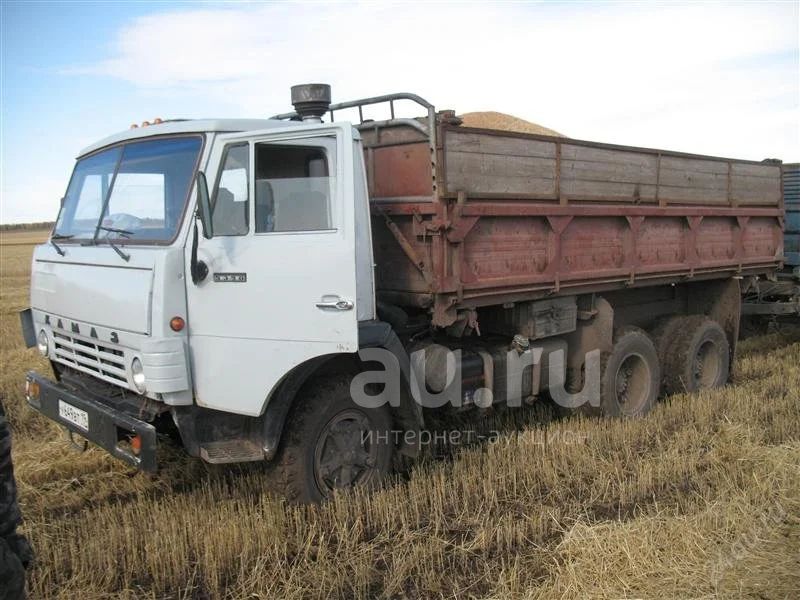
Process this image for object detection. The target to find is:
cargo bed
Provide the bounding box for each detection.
[280,93,784,327]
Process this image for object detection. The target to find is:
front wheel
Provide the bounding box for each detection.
[270,375,394,503]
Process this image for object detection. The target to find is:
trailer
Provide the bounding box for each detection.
[741,163,800,325]
[22,85,783,502]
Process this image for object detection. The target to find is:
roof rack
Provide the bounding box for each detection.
[272,92,438,180]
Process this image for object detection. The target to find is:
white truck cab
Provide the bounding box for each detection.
[23,86,396,501]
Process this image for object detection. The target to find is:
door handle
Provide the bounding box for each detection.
[316,298,354,311]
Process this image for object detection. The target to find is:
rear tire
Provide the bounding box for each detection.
[662,316,730,395]
[560,326,660,419]
[651,317,683,369]
[599,326,660,418]
[269,375,394,504]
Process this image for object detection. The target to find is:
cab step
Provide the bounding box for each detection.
[199,440,264,464]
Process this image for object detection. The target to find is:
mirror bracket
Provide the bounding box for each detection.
[196,171,214,239]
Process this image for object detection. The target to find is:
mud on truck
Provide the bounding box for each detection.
[21,85,784,502]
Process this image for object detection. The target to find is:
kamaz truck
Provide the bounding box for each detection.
[21,85,784,502]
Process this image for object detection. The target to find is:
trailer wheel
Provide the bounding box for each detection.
[662,316,729,395]
[269,375,394,504]
[599,327,661,418]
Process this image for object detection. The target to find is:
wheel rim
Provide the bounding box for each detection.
[614,352,652,416]
[693,340,721,389]
[313,409,380,496]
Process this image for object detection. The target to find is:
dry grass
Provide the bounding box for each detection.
[1,235,798,599]
[0,227,51,247]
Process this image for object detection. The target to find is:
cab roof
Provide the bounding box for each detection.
[78,118,301,157]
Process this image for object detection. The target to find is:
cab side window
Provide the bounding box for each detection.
[255,145,333,233]
[212,144,249,236]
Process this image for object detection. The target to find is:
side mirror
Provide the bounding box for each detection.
[196,171,214,239]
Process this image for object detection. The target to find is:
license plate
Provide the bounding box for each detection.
[58,399,89,431]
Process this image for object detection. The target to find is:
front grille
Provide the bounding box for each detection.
[52,331,128,388]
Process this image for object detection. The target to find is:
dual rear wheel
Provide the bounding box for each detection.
[570,315,730,419]
[658,316,730,395]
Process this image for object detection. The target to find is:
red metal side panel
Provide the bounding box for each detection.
[368,143,432,198]
[369,126,783,326]
[459,217,552,285]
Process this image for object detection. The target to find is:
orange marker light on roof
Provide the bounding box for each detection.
[153,117,163,124]
[141,120,150,127]
[130,123,138,129]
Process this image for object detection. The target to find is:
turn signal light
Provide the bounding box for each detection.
[25,379,40,401]
[170,316,185,332]
[130,435,142,455]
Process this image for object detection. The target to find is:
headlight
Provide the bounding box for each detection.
[37,330,49,357]
[131,357,146,393]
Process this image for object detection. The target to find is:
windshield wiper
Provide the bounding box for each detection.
[95,226,132,261]
[97,225,134,237]
[104,235,130,262]
[49,233,73,256]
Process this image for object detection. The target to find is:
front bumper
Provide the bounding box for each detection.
[25,371,157,472]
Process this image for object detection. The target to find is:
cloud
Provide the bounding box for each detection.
[1,176,65,223]
[65,2,799,161]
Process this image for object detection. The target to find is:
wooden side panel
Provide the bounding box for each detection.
[437,128,783,208]
[730,163,781,206]
[444,130,556,196]
[560,144,658,203]
[658,155,729,204]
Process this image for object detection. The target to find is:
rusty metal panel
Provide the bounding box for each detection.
[368,123,783,326]
[369,143,433,199]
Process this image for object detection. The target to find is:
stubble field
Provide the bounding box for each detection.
[1,228,798,599]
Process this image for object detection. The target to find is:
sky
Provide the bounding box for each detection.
[1,0,798,224]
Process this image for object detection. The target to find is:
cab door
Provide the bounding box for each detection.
[185,124,359,416]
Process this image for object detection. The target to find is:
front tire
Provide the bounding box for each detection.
[270,375,394,504]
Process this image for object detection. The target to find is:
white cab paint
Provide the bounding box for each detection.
[185,123,361,416]
[31,247,154,335]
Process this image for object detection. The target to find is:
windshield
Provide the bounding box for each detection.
[54,135,203,243]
